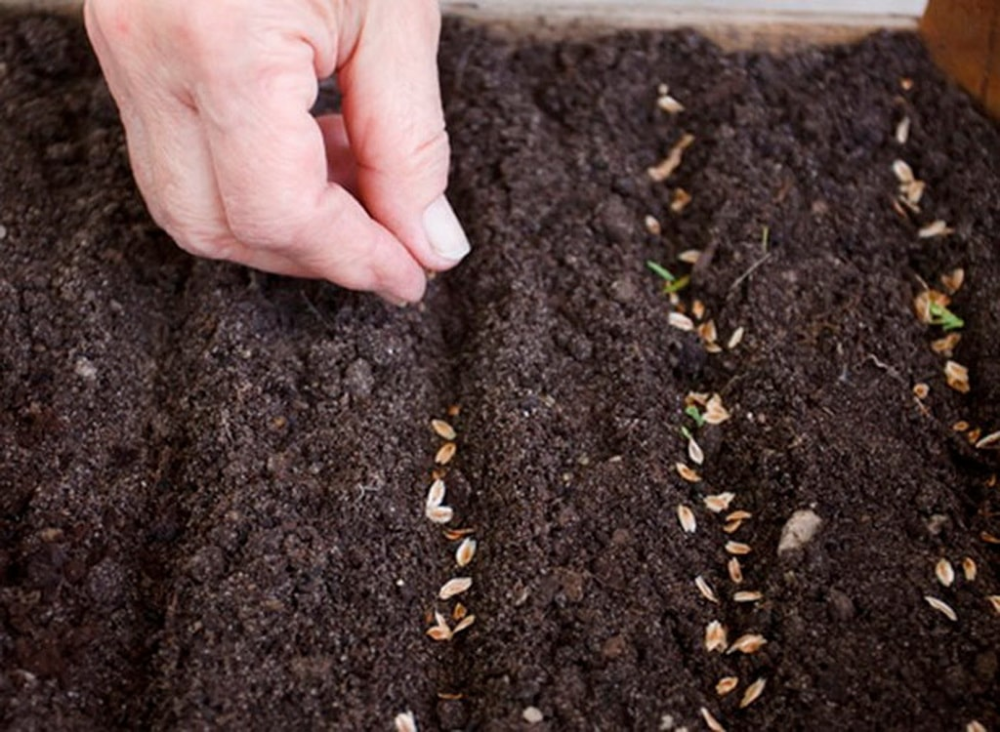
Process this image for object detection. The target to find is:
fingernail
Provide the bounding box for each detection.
[423,195,470,262]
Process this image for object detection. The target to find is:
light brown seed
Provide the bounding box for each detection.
[394,710,418,732]
[456,538,477,567]
[727,634,767,654]
[988,596,1000,616]
[953,420,971,432]
[967,428,982,444]
[677,504,697,534]
[984,532,1000,545]
[727,327,745,350]
[924,595,958,622]
[431,419,456,441]
[688,437,705,466]
[446,404,461,417]
[913,290,932,324]
[644,215,662,235]
[912,383,930,400]
[734,591,763,603]
[900,179,925,209]
[426,505,454,524]
[931,333,962,356]
[723,520,743,533]
[691,299,707,321]
[944,360,970,394]
[657,94,685,114]
[677,248,701,264]
[941,268,965,294]
[668,311,695,332]
[716,677,739,696]
[975,431,1000,449]
[698,320,718,345]
[452,603,468,621]
[892,159,914,184]
[704,492,736,513]
[676,462,702,483]
[895,116,911,144]
[727,557,744,584]
[962,557,977,581]
[671,188,693,213]
[725,541,752,556]
[705,620,728,652]
[703,394,731,425]
[443,527,475,541]
[426,625,452,642]
[935,559,955,587]
[726,510,752,521]
[685,391,710,406]
[919,220,954,239]
[439,577,473,600]
[739,678,766,709]
[453,614,476,634]
[647,132,695,182]
[427,479,446,508]
[699,706,726,732]
[695,575,719,604]
[901,77,914,90]
[435,442,457,465]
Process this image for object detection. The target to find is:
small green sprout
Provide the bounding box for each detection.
[685,405,706,427]
[647,260,676,282]
[647,260,691,294]
[680,425,693,441]
[928,301,964,331]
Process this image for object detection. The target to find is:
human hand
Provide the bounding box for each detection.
[84,0,469,303]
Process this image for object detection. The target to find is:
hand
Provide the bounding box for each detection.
[84,0,470,303]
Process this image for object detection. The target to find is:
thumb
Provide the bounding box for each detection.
[337,0,470,272]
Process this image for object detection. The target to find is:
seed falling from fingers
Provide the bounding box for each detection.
[456,538,477,567]
[935,559,955,587]
[704,492,736,513]
[944,361,970,394]
[725,541,752,556]
[716,677,739,696]
[705,620,728,652]
[435,442,457,465]
[739,678,766,709]
[695,575,719,604]
[925,595,958,622]
[699,706,726,732]
[962,557,977,581]
[431,419,456,441]
[727,634,767,654]
[728,557,744,584]
[439,577,473,600]
[394,710,418,732]
[677,504,697,533]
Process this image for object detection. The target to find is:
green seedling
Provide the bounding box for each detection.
[929,301,964,331]
[685,405,706,427]
[680,425,693,440]
[646,260,691,294]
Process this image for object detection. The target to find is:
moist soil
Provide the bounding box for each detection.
[1,11,999,732]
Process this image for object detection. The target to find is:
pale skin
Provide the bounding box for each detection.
[84,0,470,304]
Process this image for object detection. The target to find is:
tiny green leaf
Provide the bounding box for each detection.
[663,274,691,294]
[928,301,964,331]
[646,260,676,282]
[680,425,693,440]
[685,405,706,427]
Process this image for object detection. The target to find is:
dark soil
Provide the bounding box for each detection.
[2,10,999,731]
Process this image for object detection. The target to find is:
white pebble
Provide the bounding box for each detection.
[778,509,822,553]
[523,706,544,724]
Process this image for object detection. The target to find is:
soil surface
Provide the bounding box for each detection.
[1,11,999,732]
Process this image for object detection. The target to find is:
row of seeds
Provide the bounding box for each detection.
[890,79,999,732]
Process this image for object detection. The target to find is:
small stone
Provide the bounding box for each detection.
[778,509,822,553]
[74,357,97,381]
[523,706,544,724]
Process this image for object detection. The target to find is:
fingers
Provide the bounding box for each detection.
[338,0,470,272]
[316,114,358,193]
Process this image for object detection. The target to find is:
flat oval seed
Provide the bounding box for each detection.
[431,419,456,440]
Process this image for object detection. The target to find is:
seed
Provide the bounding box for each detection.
[394,710,418,732]
[892,159,914,184]
[698,320,718,345]
[691,300,707,321]
[644,215,662,235]
[647,132,695,182]
[895,116,911,144]
[984,532,1000,545]
[671,188,693,213]
[454,614,476,634]
[446,404,461,417]
[727,327,745,350]
[924,595,957,622]
[685,391,710,406]
[919,220,954,239]
[912,383,929,399]
[727,510,752,521]
[443,527,475,540]
[431,419,456,441]
[723,520,743,533]
[427,624,452,642]
[913,290,932,324]
[456,538,477,567]
[437,693,463,701]
[734,591,763,603]
[427,479,446,508]
[677,248,701,264]
[426,505,454,524]
[435,442,457,465]
[727,634,767,654]
[740,678,766,709]
[975,431,1000,449]
[695,575,719,604]
[967,428,982,444]
[688,437,704,466]
[725,541,752,555]
[699,706,726,732]
[944,361,970,394]
[676,462,702,482]
[439,577,473,600]
[523,706,544,724]
[704,492,736,513]
[452,603,468,621]
[705,620,728,652]
[935,559,955,587]
[930,333,961,356]
[703,394,731,424]
[657,93,685,114]
[900,179,925,209]
[727,558,744,584]
[716,677,739,696]
[778,509,823,553]
[677,504,697,533]
[962,557,977,581]
[668,311,695,332]
[901,77,914,90]
[940,268,965,294]
[953,420,971,432]
[988,596,1000,615]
